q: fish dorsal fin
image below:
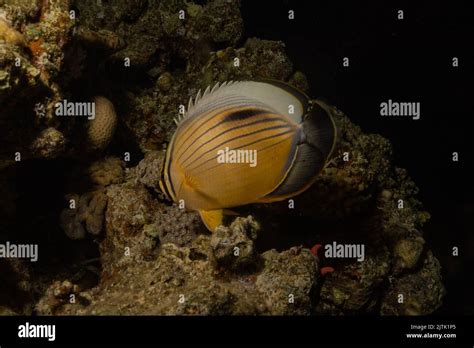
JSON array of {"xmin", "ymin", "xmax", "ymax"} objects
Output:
[
  {"xmin": 202, "ymin": 85, "xmax": 211, "ymax": 98},
  {"xmin": 187, "ymin": 96, "xmax": 194, "ymax": 111},
  {"xmin": 175, "ymin": 80, "xmax": 306, "ymax": 127},
  {"xmin": 194, "ymin": 89, "xmax": 202, "ymax": 105},
  {"xmin": 186, "ymin": 81, "xmax": 235, "ymax": 116},
  {"xmin": 210, "ymin": 82, "xmax": 221, "ymax": 93},
  {"xmin": 173, "ymin": 81, "xmax": 235, "ymax": 126}
]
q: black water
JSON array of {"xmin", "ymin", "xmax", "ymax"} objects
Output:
[{"xmin": 242, "ymin": 0, "xmax": 473, "ymax": 315}]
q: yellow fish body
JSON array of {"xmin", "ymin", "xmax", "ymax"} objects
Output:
[{"xmin": 159, "ymin": 80, "xmax": 337, "ymax": 231}]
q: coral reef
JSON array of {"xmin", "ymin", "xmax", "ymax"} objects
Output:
[
  {"xmin": 40, "ymin": 218, "xmax": 318, "ymax": 315},
  {"xmin": 100, "ymin": 182, "xmax": 161, "ymax": 271},
  {"xmin": 126, "ymin": 150, "xmax": 165, "ymax": 195},
  {"xmin": 152, "ymin": 204, "xmax": 203, "ymax": 247},
  {"xmin": 0, "ymin": 0, "xmax": 73, "ymax": 163},
  {"xmin": 380, "ymin": 251, "xmax": 445, "ymax": 315},
  {"xmin": 0, "ymin": 0, "xmax": 445, "ymax": 316},
  {"xmin": 211, "ymin": 216, "xmax": 260, "ymax": 271}
]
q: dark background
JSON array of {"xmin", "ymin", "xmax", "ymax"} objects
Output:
[{"xmin": 241, "ymin": 0, "xmax": 473, "ymax": 315}]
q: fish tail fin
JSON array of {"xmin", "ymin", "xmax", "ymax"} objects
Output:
[
  {"xmin": 303, "ymin": 99, "xmax": 337, "ymax": 161},
  {"xmin": 199, "ymin": 209, "xmax": 225, "ymax": 232}
]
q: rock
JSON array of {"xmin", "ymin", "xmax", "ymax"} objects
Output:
[
  {"xmin": 156, "ymin": 72, "xmax": 173, "ymax": 91},
  {"xmin": 392, "ymin": 236, "xmax": 425, "ymax": 274},
  {"xmin": 126, "ymin": 151, "xmax": 165, "ymax": 195},
  {"xmin": 0, "ymin": 17, "xmax": 25, "ymax": 46},
  {"xmin": 88, "ymin": 157, "xmax": 125, "ymax": 187},
  {"xmin": 49, "ymin": 233, "xmax": 318, "ymax": 315},
  {"xmin": 35, "ymin": 280, "xmax": 81, "ymax": 315},
  {"xmin": 0, "ymin": 258, "xmax": 33, "ymax": 315},
  {"xmin": 100, "ymin": 182, "xmax": 160, "ymax": 272},
  {"xmin": 380, "ymin": 251, "xmax": 446, "ymax": 315},
  {"xmin": 0, "ymin": 305, "xmax": 18, "ymax": 315},
  {"xmin": 316, "ymin": 249, "xmax": 390, "ymax": 314},
  {"xmin": 154, "ymin": 204, "xmax": 204, "ymax": 247},
  {"xmin": 288, "ymin": 70, "xmax": 310, "ymax": 93},
  {"xmin": 256, "ymin": 247, "xmax": 318, "ymax": 315},
  {"xmin": 31, "ymin": 127, "xmax": 66, "ymax": 159},
  {"xmin": 211, "ymin": 216, "xmax": 259, "ymax": 271}
]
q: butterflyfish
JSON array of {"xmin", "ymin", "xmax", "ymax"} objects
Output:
[{"xmin": 159, "ymin": 80, "xmax": 337, "ymax": 231}]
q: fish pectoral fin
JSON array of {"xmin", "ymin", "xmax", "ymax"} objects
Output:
[
  {"xmin": 183, "ymin": 171, "xmax": 198, "ymax": 189},
  {"xmin": 199, "ymin": 209, "xmax": 225, "ymax": 232}
]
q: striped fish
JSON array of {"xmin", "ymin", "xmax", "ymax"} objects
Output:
[{"xmin": 159, "ymin": 80, "xmax": 337, "ymax": 231}]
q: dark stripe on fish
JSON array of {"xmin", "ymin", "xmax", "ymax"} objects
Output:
[
  {"xmin": 179, "ymin": 96, "xmax": 264, "ymax": 139},
  {"xmin": 189, "ymin": 128, "xmax": 295, "ymax": 171},
  {"xmin": 161, "ymin": 176, "xmax": 172, "ymax": 200},
  {"xmin": 176, "ymin": 107, "xmax": 268, "ymax": 162},
  {"xmin": 194, "ymin": 132, "xmax": 295, "ymax": 175},
  {"xmin": 182, "ymin": 123, "xmax": 291, "ymax": 167},
  {"xmin": 187, "ymin": 95, "xmax": 269, "ymax": 122},
  {"xmin": 175, "ymin": 108, "xmax": 227, "ymax": 158},
  {"xmin": 180, "ymin": 117, "xmax": 286, "ymax": 165},
  {"xmin": 165, "ymin": 153, "xmax": 176, "ymax": 199},
  {"xmin": 222, "ymin": 108, "xmax": 267, "ymax": 123}
]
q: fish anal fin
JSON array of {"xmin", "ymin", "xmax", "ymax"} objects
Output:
[{"xmin": 199, "ymin": 209, "xmax": 225, "ymax": 232}]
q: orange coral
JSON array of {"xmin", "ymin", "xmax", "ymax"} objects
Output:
[{"xmin": 29, "ymin": 38, "xmax": 44, "ymax": 56}]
